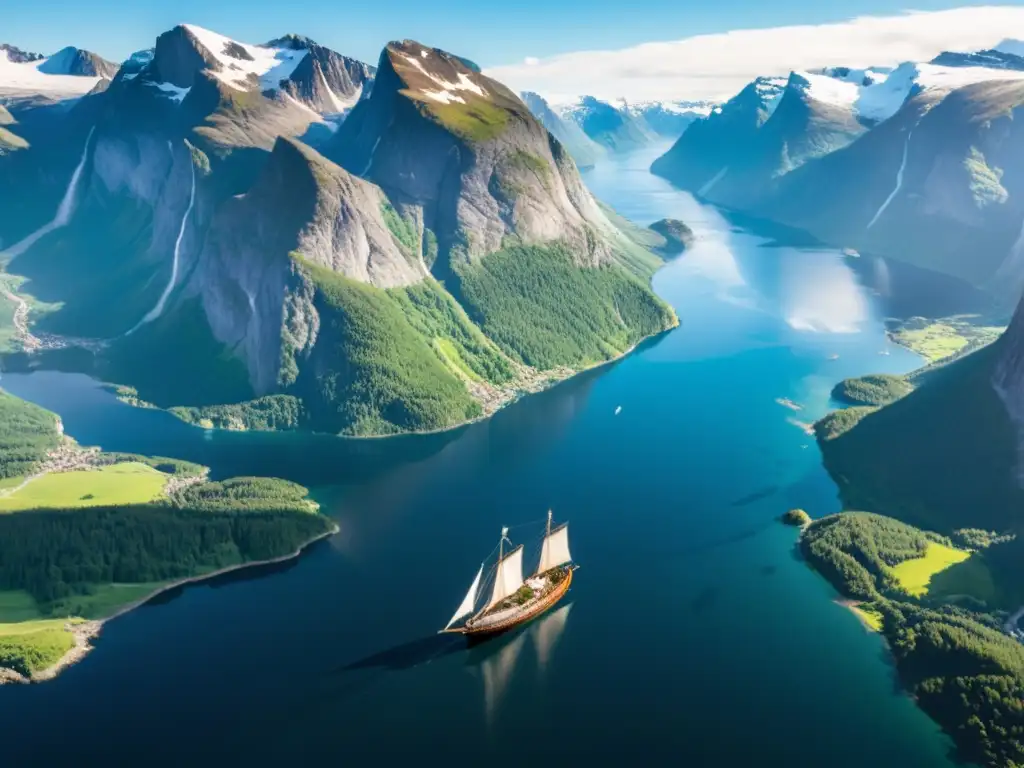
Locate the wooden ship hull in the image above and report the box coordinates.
[462,567,574,640]
[441,513,575,639]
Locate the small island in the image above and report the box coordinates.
[781,508,811,527]
[648,218,695,255]
[831,373,913,407]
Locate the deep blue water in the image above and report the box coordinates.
[0,145,966,766]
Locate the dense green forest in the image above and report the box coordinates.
[290,258,487,436]
[0,390,61,479]
[171,395,306,432]
[454,243,676,370]
[816,343,1024,533]
[0,480,330,607]
[802,513,1024,768]
[831,373,913,406]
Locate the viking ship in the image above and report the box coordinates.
[441,511,576,638]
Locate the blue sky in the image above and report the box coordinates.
[4,0,1005,67]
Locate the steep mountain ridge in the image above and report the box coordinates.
[650,76,787,195]
[652,46,1024,296]
[329,41,643,273]
[2,30,674,437]
[766,79,1024,294]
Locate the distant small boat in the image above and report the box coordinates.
[879,349,890,356]
[440,511,576,639]
[828,354,840,361]
[614,406,622,415]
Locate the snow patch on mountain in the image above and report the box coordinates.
[182,24,308,91]
[0,48,102,96]
[791,71,860,108]
[802,59,1024,124]
[147,81,190,102]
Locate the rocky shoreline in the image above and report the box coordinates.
[0,524,339,684]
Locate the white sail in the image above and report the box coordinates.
[486,545,524,609]
[444,563,483,630]
[537,523,572,573]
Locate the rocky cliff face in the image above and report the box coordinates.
[330,41,627,272]
[695,72,866,207]
[651,76,787,193]
[267,35,375,114]
[765,80,1024,295]
[2,31,674,437]
[0,44,43,64]
[190,137,426,393]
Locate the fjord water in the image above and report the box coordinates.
[0,145,962,766]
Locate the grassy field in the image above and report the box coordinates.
[889,317,1004,363]
[48,582,170,620]
[0,462,168,512]
[0,476,24,491]
[0,591,80,676]
[890,542,970,597]
[0,589,44,623]
[0,620,78,676]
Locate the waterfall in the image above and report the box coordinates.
[126,146,196,334]
[866,131,911,229]
[698,167,728,198]
[1,126,95,260]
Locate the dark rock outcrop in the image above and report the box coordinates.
[648,218,694,254]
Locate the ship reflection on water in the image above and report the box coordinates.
[337,602,574,728]
[469,603,573,727]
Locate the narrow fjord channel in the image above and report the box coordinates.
[0,145,959,766]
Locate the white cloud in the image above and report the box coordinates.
[484,6,1024,103]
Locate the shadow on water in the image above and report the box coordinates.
[729,485,779,507]
[338,633,466,673]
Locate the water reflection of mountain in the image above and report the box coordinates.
[0,359,599,491]
[676,205,991,333]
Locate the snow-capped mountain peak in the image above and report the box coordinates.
[0,43,112,96]
[180,24,308,91]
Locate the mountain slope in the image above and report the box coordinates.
[37,47,118,78]
[520,91,603,169]
[764,79,1024,295]
[6,33,674,437]
[651,76,787,194]
[557,96,653,152]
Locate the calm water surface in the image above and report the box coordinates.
[0,145,966,766]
